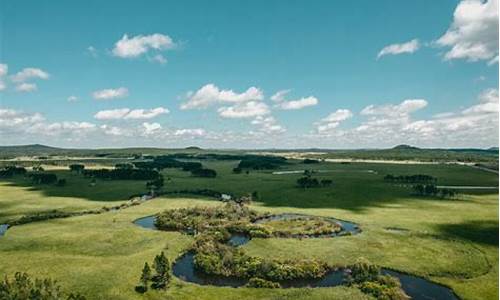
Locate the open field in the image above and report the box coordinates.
[0,157,498,299]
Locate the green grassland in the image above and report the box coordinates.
[0,158,498,299]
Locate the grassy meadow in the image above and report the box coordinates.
[0,158,498,299]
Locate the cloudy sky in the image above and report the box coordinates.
[0,0,498,149]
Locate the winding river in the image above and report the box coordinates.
[134,214,458,300]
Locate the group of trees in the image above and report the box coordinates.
[0,166,27,178]
[236,156,287,170]
[384,174,436,184]
[69,164,85,173]
[303,159,320,164]
[412,184,457,198]
[0,272,86,300]
[136,252,171,293]
[190,168,217,178]
[28,173,58,184]
[296,177,333,189]
[81,169,159,180]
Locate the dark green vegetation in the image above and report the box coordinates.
[136,252,171,293]
[412,184,457,198]
[347,261,408,300]
[0,272,85,300]
[383,174,436,183]
[0,147,497,300]
[153,203,408,299]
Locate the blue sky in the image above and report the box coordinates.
[0,0,498,148]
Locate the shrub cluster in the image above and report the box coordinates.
[190,168,217,178]
[82,168,159,180]
[236,156,287,170]
[346,260,409,300]
[0,166,27,178]
[412,184,457,198]
[0,272,86,300]
[28,173,58,184]
[384,174,436,184]
[296,176,332,188]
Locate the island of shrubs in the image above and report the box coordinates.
[346,260,409,300]
[0,272,86,300]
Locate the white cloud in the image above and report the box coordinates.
[124,107,169,119]
[11,68,49,83]
[462,88,498,114]
[174,128,206,137]
[0,64,8,91]
[377,39,420,59]
[94,108,130,120]
[360,99,428,117]
[92,87,129,100]
[316,109,353,133]
[271,90,319,110]
[149,54,167,65]
[436,0,499,62]
[0,64,7,77]
[218,101,270,118]
[67,95,78,102]
[251,116,286,134]
[270,89,290,102]
[94,107,169,120]
[112,33,175,58]
[15,83,37,92]
[142,122,162,135]
[87,46,98,57]
[181,84,264,109]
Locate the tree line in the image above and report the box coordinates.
[384,174,437,183]
[412,184,457,198]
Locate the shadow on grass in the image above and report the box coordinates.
[0,171,148,202]
[436,220,499,246]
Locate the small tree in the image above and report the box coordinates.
[135,262,152,293]
[69,164,85,173]
[152,252,171,289]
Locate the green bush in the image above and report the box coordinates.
[245,277,281,288]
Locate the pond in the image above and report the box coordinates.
[0,224,8,236]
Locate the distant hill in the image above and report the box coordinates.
[0,144,65,156]
[185,146,202,150]
[392,144,420,150]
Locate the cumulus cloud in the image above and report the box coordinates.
[149,54,167,65]
[0,64,8,91]
[181,84,264,109]
[360,99,428,117]
[218,101,270,118]
[94,107,169,120]
[8,67,49,92]
[15,83,37,92]
[251,116,286,134]
[436,0,499,63]
[67,95,78,102]
[11,68,49,83]
[174,128,206,137]
[142,122,162,135]
[112,33,175,59]
[271,90,319,110]
[92,87,129,100]
[316,109,353,133]
[377,39,420,59]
